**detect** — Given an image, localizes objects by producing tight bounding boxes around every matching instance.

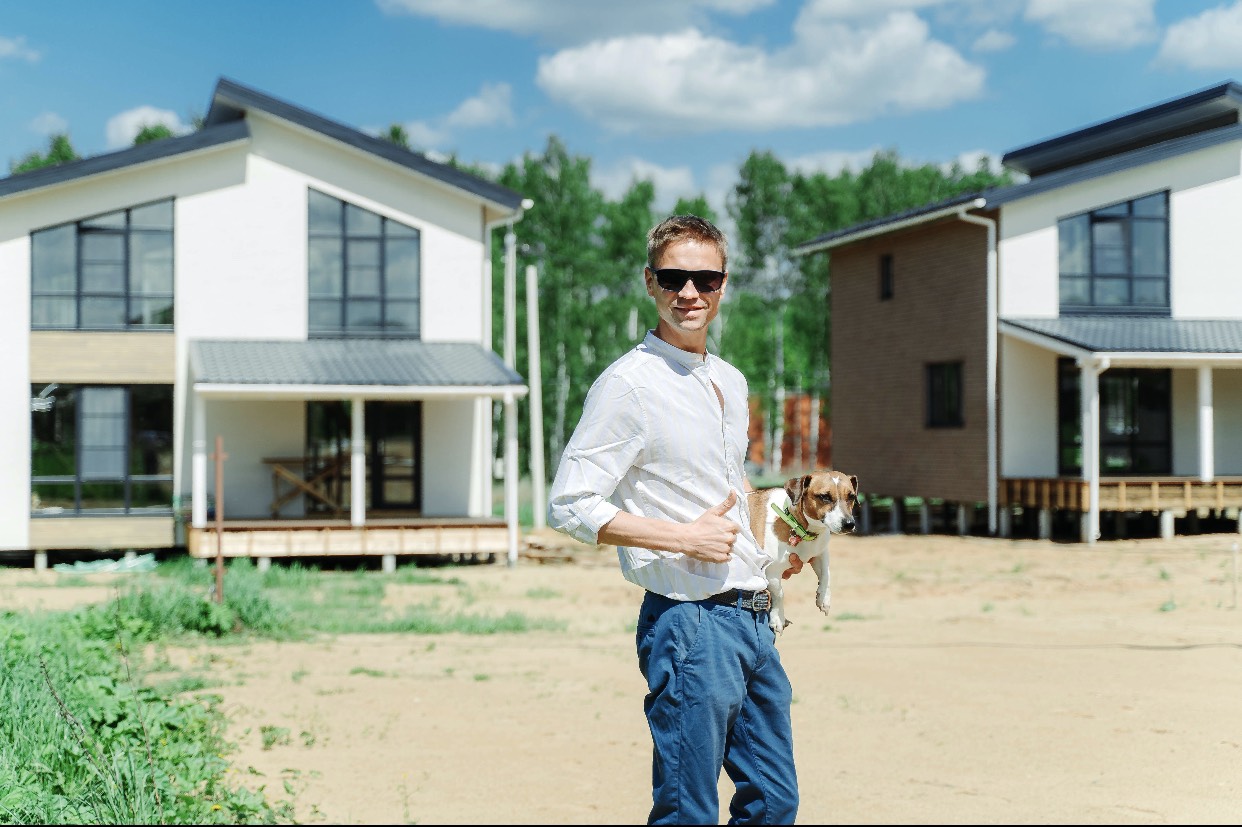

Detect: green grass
[0,551,567,824]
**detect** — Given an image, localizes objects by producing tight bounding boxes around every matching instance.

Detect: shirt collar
[641,330,711,369]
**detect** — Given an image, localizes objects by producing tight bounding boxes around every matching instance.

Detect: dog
[747,470,859,635]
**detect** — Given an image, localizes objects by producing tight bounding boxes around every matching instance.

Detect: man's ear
[643,267,657,297]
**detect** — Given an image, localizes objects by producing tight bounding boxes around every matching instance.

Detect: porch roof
[1001,317,1242,365]
[189,339,527,399]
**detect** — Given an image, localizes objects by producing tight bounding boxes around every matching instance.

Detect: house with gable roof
[1,77,531,567]
[794,81,1242,543]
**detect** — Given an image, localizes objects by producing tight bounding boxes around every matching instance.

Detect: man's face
[644,239,726,346]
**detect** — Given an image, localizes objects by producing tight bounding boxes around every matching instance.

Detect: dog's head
[784,470,859,535]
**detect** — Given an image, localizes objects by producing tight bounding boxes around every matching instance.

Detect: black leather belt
[705,588,771,612]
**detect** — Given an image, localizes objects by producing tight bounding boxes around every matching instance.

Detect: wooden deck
[1000,477,1242,513]
[186,516,509,559]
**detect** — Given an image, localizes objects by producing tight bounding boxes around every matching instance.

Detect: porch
[998,476,1242,540]
[186,515,509,571]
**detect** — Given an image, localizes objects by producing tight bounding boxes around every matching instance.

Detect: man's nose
[677,278,699,298]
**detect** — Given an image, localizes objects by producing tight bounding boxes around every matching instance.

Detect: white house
[795,80,1242,543]
[1,77,531,567]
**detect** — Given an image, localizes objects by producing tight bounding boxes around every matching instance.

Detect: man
[547,214,799,824]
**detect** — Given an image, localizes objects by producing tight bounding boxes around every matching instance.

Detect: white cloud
[0,34,39,62]
[29,111,68,136]
[797,0,950,19]
[105,106,191,149]
[376,0,775,43]
[972,28,1015,51]
[444,82,515,128]
[1024,0,1156,50]
[384,82,516,153]
[785,147,882,176]
[1154,1,1242,71]
[944,148,1006,176]
[592,158,698,209]
[536,11,984,134]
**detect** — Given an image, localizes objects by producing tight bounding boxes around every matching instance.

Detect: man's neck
[653,323,708,356]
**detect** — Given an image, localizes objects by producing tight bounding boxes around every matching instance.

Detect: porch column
[1199,366,1214,482]
[504,389,520,567]
[1079,358,1105,544]
[192,394,207,528]
[351,397,365,527]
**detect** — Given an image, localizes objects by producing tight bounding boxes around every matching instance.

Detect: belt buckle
[751,591,771,611]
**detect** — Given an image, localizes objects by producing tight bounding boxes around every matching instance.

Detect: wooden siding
[29,517,174,550]
[826,216,992,502]
[30,331,175,384]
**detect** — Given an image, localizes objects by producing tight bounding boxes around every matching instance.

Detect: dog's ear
[849,475,859,492]
[785,474,811,504]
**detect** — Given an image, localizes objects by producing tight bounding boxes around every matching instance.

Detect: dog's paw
[816,590,832,615]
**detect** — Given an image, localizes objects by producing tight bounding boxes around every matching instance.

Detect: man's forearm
[597,510,689,555]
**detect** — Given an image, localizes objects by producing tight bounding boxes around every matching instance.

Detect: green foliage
[382,123,411,149]
[10,133,80,174]
[133,124,176,145]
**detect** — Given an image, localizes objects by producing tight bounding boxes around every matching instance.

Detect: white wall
[200,399,306,520]
[1000,337,1059,477]
[999,141,1242,318]
[422,399,483,516]
[0,235,31,550]
[1171,368,1199,477]
[1216,368,1242,475]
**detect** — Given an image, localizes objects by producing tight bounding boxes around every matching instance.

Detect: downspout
[955,200,997,535]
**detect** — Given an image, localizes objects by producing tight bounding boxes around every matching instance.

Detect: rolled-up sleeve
[547,372,645,545]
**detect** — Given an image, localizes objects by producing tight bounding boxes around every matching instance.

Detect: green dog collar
[771,502,818,544]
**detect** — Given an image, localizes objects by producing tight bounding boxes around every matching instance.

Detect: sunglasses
[650,267,727,293]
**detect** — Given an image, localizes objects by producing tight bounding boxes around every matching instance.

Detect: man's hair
[646,214,728,271]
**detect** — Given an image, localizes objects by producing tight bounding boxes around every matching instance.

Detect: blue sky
[3,0,1242,215]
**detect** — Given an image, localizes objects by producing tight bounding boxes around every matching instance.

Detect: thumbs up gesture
[681,490,740,563]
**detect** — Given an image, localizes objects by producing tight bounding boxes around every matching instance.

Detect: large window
[926,362,963,428]
[30,384,174,515]
[1057,359,1171,476]
[308,189,421,337]
[31,199,174,329]
[1058,191,1168,314]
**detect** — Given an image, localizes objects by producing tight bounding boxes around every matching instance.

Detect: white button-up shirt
[547,331,770,600]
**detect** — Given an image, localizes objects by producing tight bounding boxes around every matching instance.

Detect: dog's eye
[816,493,833,503]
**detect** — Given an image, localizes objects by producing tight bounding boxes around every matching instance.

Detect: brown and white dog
[747,470,859,635]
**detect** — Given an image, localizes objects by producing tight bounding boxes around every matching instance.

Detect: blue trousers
[635,590,799,825]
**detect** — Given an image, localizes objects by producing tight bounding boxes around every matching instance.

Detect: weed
[525,587,561,600]
[1158,599,1177,612]
[350,666,387,678]
[473,673,491,681]
[260,725,291,750]
[981,603,995,613]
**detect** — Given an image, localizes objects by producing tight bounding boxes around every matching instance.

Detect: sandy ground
[5,529,1242,825]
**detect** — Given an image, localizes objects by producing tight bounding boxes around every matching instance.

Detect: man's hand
[782,552,804,580]
[680,491,741,563]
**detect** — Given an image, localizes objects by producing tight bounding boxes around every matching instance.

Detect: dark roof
[793,191,987,253]
[190,339,525,387]
[1003,317,1242,354]
[0,120,250,199]
[204,77,525,210]
[1003,80,1242,178]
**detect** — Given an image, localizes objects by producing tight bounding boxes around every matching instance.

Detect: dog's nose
[843,517,856,533]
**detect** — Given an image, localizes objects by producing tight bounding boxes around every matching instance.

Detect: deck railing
[1000,477,1242,513]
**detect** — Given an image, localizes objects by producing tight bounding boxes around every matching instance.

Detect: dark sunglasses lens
[655,269,724,293]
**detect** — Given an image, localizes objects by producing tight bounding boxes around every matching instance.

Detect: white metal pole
[192,394,207,528]
[1198,366,1214,482]
[504,225,517,369]
[526,264,547,529]
[351,397,365,527]
[504,390,520,566]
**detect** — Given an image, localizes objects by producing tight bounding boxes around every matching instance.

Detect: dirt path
[5,531,1242,824]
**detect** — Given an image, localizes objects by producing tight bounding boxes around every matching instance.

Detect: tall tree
[10,134,80,174]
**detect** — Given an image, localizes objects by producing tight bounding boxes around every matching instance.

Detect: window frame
[1057,190,1169,316]
[30,383,174,516]
[879,253,893,301]
[1056,358,1172,476]
[925,361,964,428]
[30,198,175,330]
[307,188,422,338]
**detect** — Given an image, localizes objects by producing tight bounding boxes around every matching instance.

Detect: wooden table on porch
[261,455,348,518]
